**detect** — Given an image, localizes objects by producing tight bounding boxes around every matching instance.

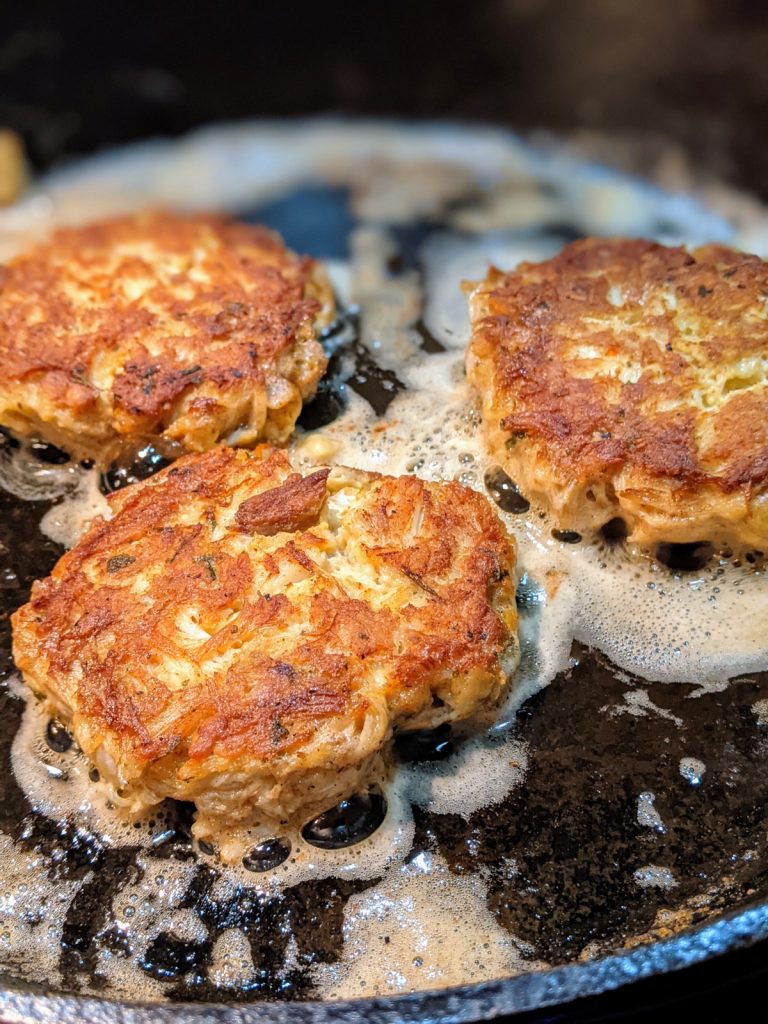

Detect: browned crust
[0,212,333,460]
[235,468,330,535]
[468,238,768,547]
[11,446,518,822]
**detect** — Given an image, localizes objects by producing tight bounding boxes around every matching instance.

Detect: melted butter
[311,852,544,998]
[40,467,110,548]
[0,831,77,991]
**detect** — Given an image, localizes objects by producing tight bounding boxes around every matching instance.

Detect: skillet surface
[1,121,768,1021]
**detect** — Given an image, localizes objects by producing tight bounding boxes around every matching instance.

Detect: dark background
[1,0,768,198]
[0,1,766,1021]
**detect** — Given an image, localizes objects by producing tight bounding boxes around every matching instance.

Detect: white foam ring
[0,120,767,1000]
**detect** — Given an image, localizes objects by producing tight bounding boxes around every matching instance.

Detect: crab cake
[0,212,333,462]
[467,238,768,550]
[12,446,518,845]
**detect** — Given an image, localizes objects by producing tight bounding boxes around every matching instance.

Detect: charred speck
[88,767,100,782]
[46,718,73,753]
[395,723,454,763]
[243,838,291,872]
[301,790,387,849]
[29,439,71,465]
[484,466,530,514]
[552,529,582,544]
[656,541,715,572]
[601,517,629,543]
[100,445,172,494]
[198,840,216,856]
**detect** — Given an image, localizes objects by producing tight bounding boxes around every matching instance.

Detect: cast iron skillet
[0,900,766,1023]
[1,121,768,1022]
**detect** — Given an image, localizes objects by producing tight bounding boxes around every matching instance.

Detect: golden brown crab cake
[467,238,768,550]
[12,446,518,847]
[0,212,333,462]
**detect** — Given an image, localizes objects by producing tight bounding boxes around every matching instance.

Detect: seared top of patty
[12,446,518,827]
[0,212,332,461]
[468,238,768,546]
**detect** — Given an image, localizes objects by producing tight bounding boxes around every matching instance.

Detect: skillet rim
[1,897,767,1022]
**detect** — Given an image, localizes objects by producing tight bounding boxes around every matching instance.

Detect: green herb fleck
[505,432,526,449]
[195,555,217,581]
[141,365,160,395]
[106,554,135,574]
